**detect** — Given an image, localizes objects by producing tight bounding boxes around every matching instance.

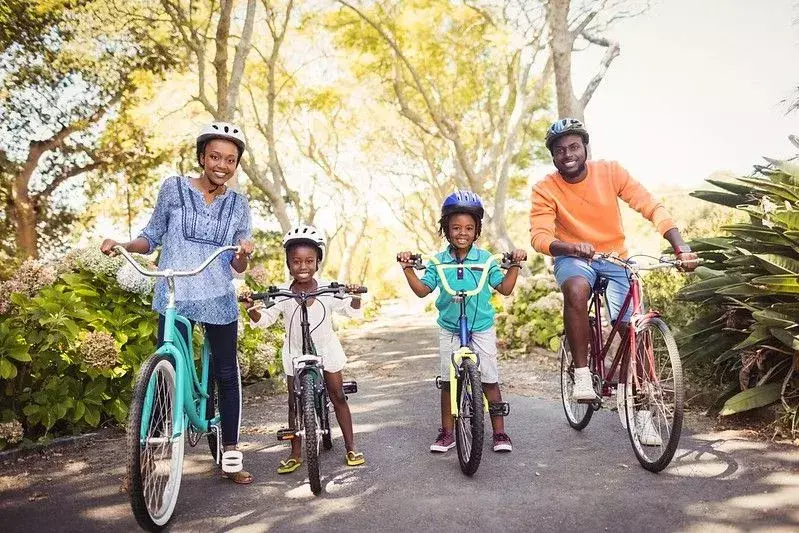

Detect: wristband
[673,245,692,254]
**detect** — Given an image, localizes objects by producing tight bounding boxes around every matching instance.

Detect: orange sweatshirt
[529,160,676,259]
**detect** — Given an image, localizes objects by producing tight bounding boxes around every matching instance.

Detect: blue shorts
[553,256,633,322]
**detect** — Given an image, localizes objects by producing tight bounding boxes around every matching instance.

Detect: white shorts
[438,327,499,384]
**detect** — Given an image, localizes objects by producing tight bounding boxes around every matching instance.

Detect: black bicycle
[246,282,365,494]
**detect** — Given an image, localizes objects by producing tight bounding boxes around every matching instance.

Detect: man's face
[551,133,587,179]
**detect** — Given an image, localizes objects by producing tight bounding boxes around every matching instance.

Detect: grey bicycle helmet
[545,118,589,153]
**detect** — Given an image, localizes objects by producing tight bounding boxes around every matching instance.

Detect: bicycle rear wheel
[127,354,185,531]
[302,372,322,494]
[455,359,484,476]
[624,317,684,472]
[559,336,594,430]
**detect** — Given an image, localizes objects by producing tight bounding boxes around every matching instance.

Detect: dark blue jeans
[157,315,241,445]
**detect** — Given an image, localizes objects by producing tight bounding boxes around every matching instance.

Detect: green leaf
[73,400,86,422]
[0,359,17,379]
[84,406,101,427]
[770,328,799,351]
[690,190,747,208]
[750,274,799,294]
[731,325,772,351]
[753,254,799,274]
[705,179,755,196]
[6,348,31,362]
[719,383,782,416]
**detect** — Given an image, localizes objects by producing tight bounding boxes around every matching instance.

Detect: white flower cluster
[237,351,251,379]
[531,291,564,313]
[530,274,559,293]
[79,331,119,370]
[74,243,124,278]
[0,419,23,444]
[248,343,276,379]
[0,260,58,314]
[116,261,155,296]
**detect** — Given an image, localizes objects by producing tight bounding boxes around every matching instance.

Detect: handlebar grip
[348,286,368,294]
[396,253,422,262]
[249,292,270,301]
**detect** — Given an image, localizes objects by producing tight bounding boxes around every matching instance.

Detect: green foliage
[0,253,155,447]
[680,138,799,424]
[495,275,563,353]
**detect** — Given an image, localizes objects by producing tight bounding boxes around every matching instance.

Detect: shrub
[496,274,563,353]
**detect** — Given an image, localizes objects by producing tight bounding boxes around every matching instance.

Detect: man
[529,118,698,403]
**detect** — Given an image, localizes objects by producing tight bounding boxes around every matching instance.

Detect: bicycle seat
[593,275,610,295]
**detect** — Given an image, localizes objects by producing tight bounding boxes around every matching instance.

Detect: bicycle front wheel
[624,317,684,472]
[302,372,322,494]
[559,336,594,430]
[127,354,185,531]
[455,359,484,476]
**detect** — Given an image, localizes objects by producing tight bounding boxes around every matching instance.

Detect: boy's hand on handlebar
[509,249,527,264]
[100,239,122,256]
[676,251,700,272]
[396,251,416,269]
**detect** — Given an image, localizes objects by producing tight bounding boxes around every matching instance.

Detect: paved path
[1,302,798,532]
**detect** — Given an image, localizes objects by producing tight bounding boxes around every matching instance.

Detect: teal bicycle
[115,245,239,531]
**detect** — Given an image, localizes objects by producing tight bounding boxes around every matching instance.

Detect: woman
[102,122,255,484]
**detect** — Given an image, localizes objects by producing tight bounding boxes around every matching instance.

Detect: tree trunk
[336,213,367,281]
[547,0,582,121]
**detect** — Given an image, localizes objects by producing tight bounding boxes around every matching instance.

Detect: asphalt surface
[1,302,798,532]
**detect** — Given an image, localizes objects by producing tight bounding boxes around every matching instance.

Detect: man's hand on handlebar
[569,242,596,259]
[675,251,700,272]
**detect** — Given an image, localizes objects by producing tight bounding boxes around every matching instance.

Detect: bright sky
[571,0,799,190]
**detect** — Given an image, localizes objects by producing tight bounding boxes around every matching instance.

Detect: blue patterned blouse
[139,175,252,325]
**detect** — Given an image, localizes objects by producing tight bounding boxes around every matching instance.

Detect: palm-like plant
[678,135,799,432]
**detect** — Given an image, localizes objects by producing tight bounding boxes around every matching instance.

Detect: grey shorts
[438,327,499,384]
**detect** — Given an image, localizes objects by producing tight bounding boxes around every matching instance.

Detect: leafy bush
[0,242,283,449]
[679,137,799,429]
[496,274,563,353]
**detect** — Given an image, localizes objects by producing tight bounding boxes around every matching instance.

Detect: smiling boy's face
[287,244,318,282]
[447,212,477,251]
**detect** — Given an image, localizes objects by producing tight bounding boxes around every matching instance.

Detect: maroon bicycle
[558,253,685,472]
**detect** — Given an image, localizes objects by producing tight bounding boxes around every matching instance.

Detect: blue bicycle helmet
[545,118,589,153]
[441,190,484,220]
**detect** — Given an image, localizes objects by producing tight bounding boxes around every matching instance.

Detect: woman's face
[287,245,318,283]
[200,139,240,187]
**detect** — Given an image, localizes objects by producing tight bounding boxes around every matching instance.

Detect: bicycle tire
[455,359,484,476]
[559,336,594,430]
[624,317,684,472]
[302,372,322,494]
[321,391,333,450]
[127,354,185,532]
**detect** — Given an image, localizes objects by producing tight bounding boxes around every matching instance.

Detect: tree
[0,1,177,259]
[331,0,552,251]
[546,0,646,121]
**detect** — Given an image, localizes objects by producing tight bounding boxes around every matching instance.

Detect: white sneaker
[635,410,663,446]
[572,368,596,401]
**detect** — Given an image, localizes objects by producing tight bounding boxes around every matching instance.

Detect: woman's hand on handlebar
[234,239,254,261]
[100,239,123,256]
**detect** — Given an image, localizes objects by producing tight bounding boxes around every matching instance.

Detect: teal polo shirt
[420,245,504,333]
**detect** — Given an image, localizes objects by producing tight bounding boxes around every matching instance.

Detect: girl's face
[287,245,318,283]
[200,138,239,186]
[447,213,477,251]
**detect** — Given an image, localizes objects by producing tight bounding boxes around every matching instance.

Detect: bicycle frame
[114,246,237,448]
[423,252,507,416]
[588,256,671,399]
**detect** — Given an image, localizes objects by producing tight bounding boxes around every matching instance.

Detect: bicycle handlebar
[113,245,240,278]
[397,251,522,297]
[591,252,700,272]
[240,282,368,304]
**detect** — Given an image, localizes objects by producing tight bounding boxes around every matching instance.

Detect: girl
[242,225,366,471]
[101,122,255,484]
[398,190,526,453]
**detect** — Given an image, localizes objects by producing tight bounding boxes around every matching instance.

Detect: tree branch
[578,30,620,106]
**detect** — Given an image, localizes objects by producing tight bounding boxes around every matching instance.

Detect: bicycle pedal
[435,375,442,389]
[488,402,510,417]
[276,428,296,441]
[342,380,358,394]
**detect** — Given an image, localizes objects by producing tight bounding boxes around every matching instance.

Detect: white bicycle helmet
[283,225,326,261]
[196,122,246,164]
